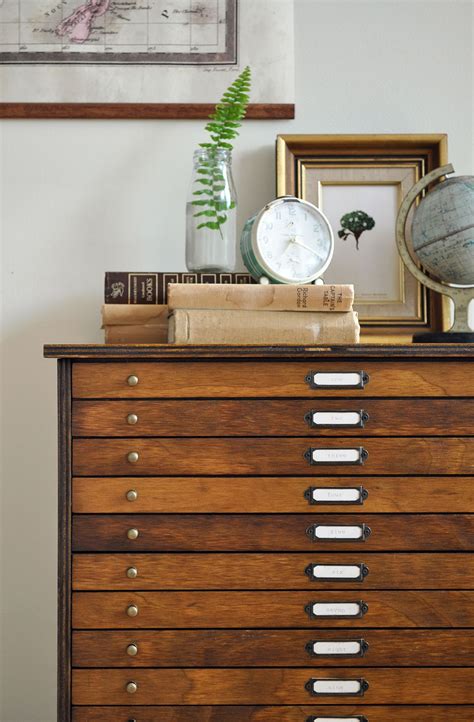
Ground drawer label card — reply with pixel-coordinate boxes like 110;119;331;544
306;563;369;582
306;486;368;505
306;371;369;389
307;524;371;542
307;640;368;657
306;447;368;465
306;678;369;696
309;410;366;428
308;601;367;618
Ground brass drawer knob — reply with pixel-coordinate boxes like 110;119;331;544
126;604;139;617
126;681;138;694
126;489;138;502
127;413;139;425
127;528;139;540
126;566;138;579
127;451;139;464
127;643;138;657
127;375;139;387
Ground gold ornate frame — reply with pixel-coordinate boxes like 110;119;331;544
276;134;449;342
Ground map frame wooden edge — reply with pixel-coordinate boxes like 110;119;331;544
0;103;295;119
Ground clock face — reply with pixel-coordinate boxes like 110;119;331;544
254;197;333;283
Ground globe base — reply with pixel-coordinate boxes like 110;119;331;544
413;331;474;343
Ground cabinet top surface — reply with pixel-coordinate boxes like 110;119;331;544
43;343;474;360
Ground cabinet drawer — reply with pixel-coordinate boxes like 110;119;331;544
72;667;474;704
72;476;474;514
72;514;474;552
72;398;474;437
71;705;474;722
72;628;474;668
72;360;473;398
72;552;474;590
72;590;474;629
72;437;474;476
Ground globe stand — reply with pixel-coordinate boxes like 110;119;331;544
396;163;474;343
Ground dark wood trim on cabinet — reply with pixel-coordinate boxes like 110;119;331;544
58;359;72;722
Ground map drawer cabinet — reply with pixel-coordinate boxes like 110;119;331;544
44;344;474;722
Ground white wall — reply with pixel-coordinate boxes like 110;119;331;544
1;1;473;720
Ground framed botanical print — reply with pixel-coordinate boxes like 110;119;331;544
276;134;450;341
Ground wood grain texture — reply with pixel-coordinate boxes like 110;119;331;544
72;628;474;667
72;552;474;590
72;513;474;552
71;705;474;722
71;667;474;704
72;437;474;476
72;398;474;437
71;360;474;398
58;360;72;722
45;343;474;359
72;476;474;514
1;103;295;120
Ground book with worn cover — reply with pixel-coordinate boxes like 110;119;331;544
169;309;360;345
102;304;168;344
168;283;354;312
105;272;257;305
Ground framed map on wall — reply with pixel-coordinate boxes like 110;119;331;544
0;0;294;118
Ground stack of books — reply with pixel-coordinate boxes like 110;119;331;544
168;282;359;344
102;272;257;343
102;271;359;344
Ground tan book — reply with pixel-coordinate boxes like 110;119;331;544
168;283;354;312
101;304;168;326
169;309;360;345
104;323;168;344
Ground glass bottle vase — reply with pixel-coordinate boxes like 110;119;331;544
186;148;237;273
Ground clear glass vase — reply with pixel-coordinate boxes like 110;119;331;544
186;148;237;272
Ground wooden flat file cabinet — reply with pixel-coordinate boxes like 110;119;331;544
44;344;474;722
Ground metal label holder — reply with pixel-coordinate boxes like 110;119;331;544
306;523;372;543
305;409;369;429
305;677;369;697
305;370;370;390
304;486;369;506
305;563;369;583
306;717;368;722
304;447;369;466
305;600;369;619
305;638;369;658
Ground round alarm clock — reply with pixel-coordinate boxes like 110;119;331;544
240;195;334;284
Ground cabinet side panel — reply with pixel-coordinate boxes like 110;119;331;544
58;359;72;722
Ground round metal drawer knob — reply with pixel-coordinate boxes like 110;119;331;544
127;643;138;657
127;413;139;425
127;451;139;464
126;604;139;618
127;528;139;540
126;681;138;694
127;375;139;387
126;489;138;502
126;566;138;579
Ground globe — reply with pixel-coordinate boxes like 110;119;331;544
411;175;474;286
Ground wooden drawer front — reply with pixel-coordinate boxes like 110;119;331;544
72;360;473;398
72;667;474;705
72;628;474;668
71;705;474;722
72;552;474;590
72;514;474;552
72;476;474;514
72;398;474;437
72;437;474;476
72;590;474;629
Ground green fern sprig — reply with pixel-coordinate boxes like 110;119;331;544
192;66;251;235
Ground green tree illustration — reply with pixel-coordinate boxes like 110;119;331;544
338;210;375;250
192;66;251;237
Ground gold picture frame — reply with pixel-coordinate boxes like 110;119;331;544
276;134;449;342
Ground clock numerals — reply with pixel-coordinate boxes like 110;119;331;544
264;222;273;230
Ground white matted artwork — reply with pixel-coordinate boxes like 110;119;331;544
0;0;295;116
303;165;423;323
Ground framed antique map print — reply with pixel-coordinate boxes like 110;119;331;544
0;0;294;118
276;134;450;342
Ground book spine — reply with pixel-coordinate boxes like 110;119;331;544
169;310;360;345
168;283;354;312
105;272;257;305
